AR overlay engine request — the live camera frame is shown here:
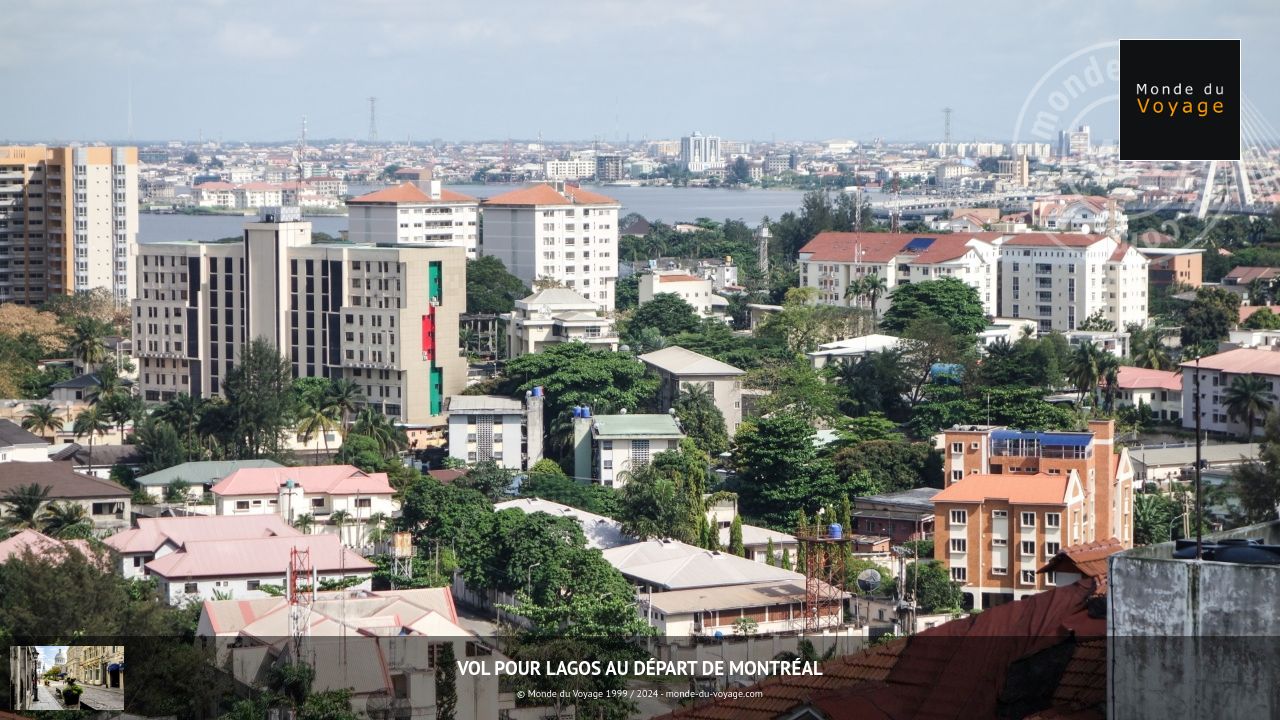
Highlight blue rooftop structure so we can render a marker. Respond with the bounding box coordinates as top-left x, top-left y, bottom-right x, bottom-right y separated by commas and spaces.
905, 237, 936, 252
